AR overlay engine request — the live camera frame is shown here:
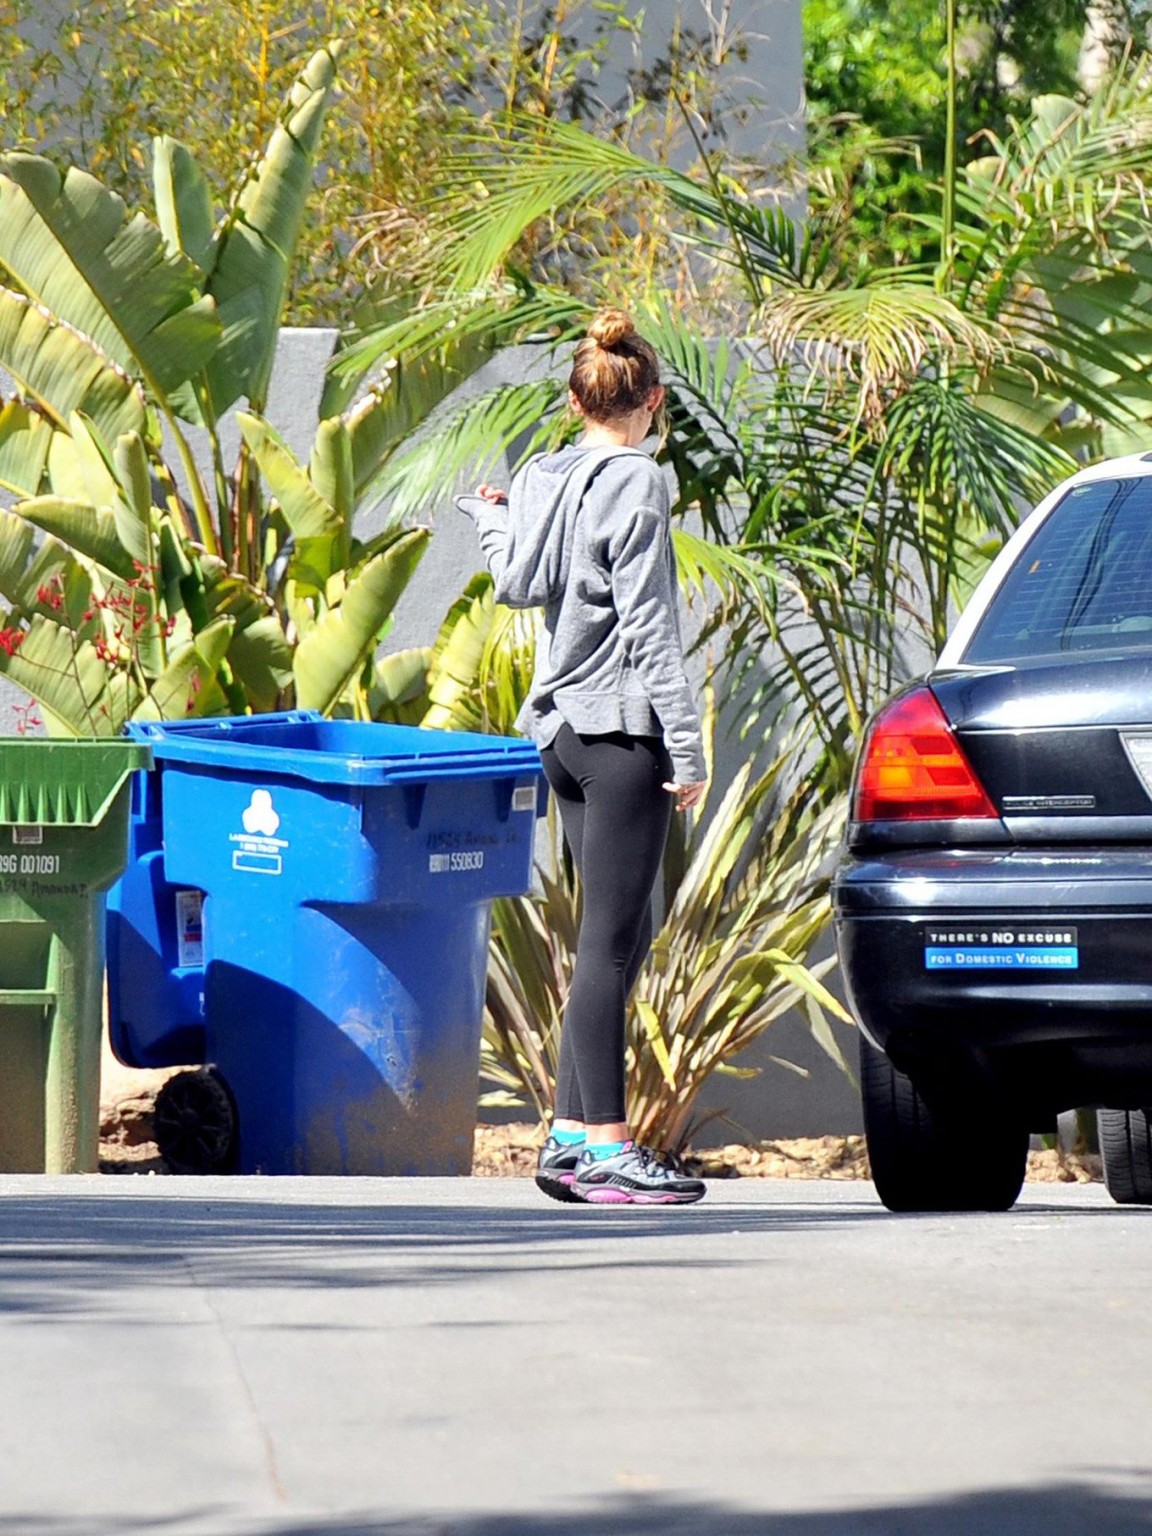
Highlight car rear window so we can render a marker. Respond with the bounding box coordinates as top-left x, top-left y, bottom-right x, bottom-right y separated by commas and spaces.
964, 477, 1152, 663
